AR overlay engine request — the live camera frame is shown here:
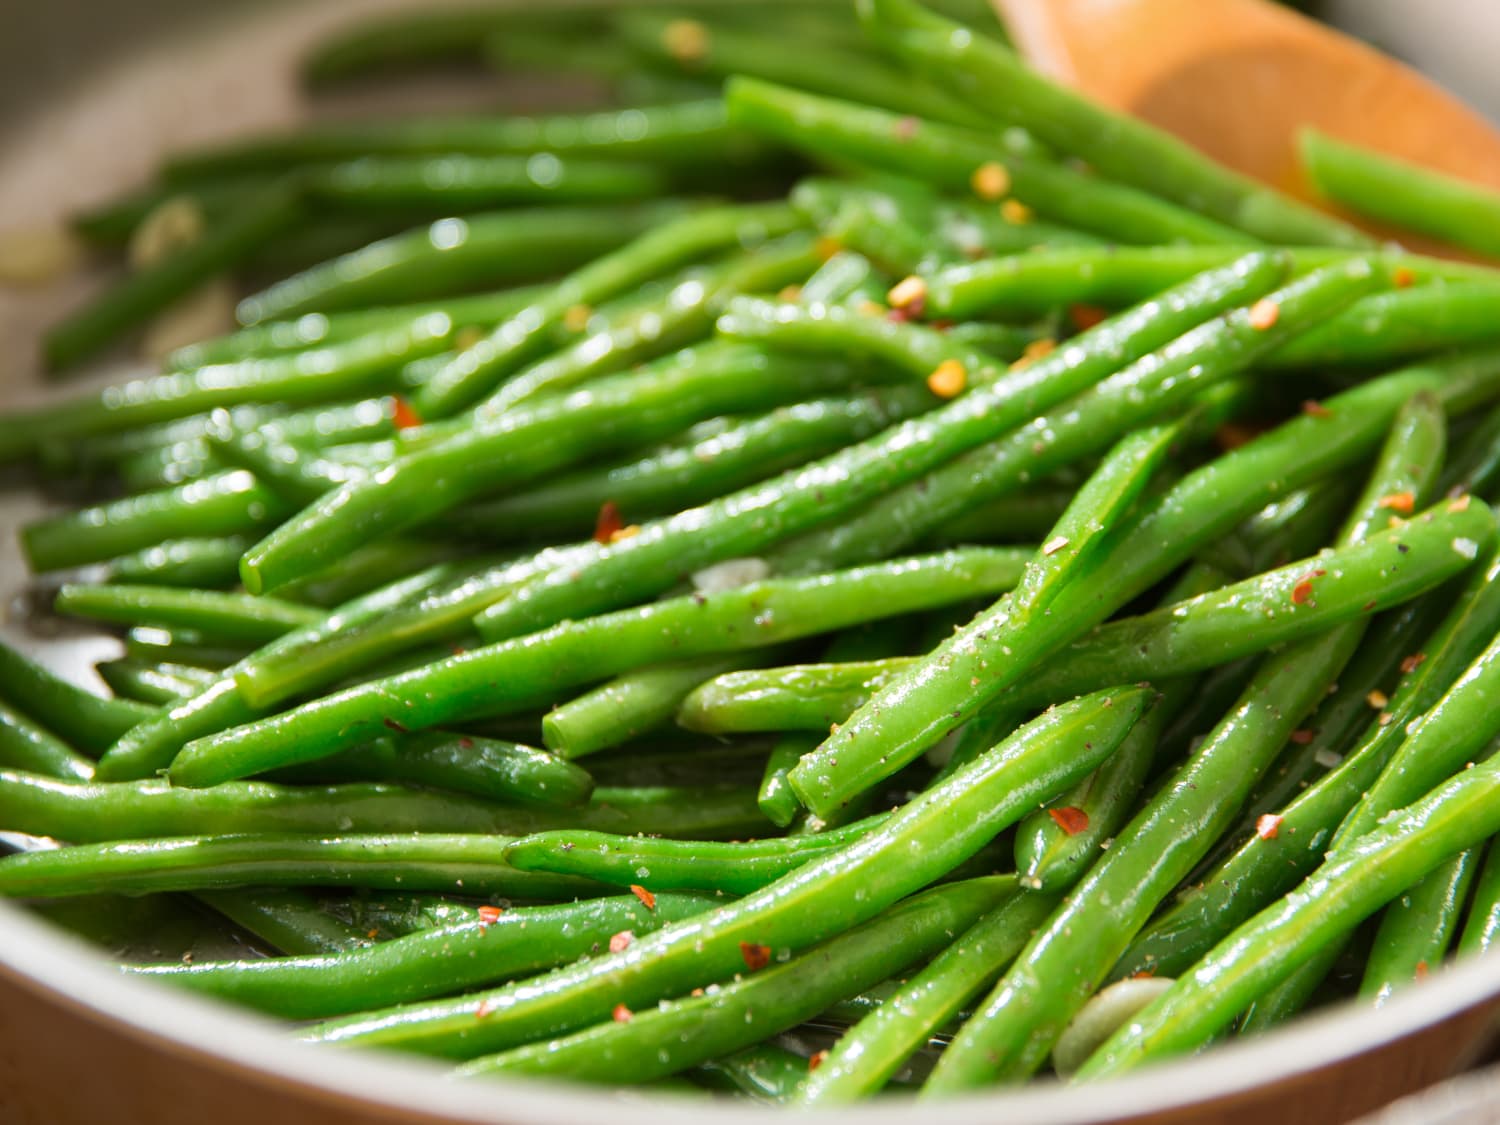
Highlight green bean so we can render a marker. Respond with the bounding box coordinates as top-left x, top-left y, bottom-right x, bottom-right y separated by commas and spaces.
474, 254, 1287, 642
616, 13, 990, 130
1459, 841, 1500, 956
0, 701, 95, 782
276, 539, 467, 608
43, 182, 305, 371
4, 319, 451, 466
726, 78, 1247, 246
107, 537, 252, 590
457, 877, 1014, 1085
926, 488, 1075, 547
1079, 749, 1500, 1078
1264, 282, 1500, 369
543, 653, 770, 759
1301, 129, 1500, 259
167, 101, 755, 179
758, 734, 814, 828
0, 641, 154, 756
303, 687, 1143, 1058
504, 818, 881, 897
797, 889, 1058, 1103
1361, 847, 1480, 1006
678, 659, 909, 736
95, 660, 216, 706
412, 202, 803, 417
861, 0, 1368, 248
328, 892, 480, 939
122, 630, 249, 671
785, 263, 1388, 817
55, 585, 322, 647
0, 833, 603, 901
172, 548, 1031, 785
129, 891, 716, 1019
583, 742, 776, 791
692, 1043, 811, 1103
195, 887, 371, 956
1118, 543, 1500, 980
241, 342, 870, 593
454, 389, 935, 545
0, 773, 766, 844
1442, 399, 1500, 499
922, 246, 1497, 320
284, 732, 595, 809
236, 203, 694, 325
